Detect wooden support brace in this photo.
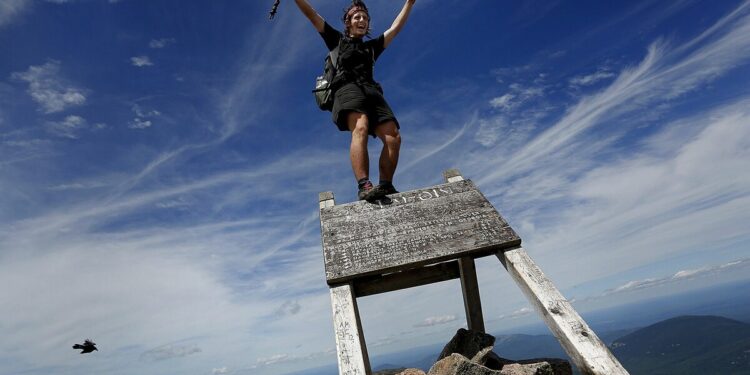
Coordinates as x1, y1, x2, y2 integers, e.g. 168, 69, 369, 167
330, 283, 371, 375
354, 261, 461, 297
459, 257, 485, 332
497, 247, 629, 375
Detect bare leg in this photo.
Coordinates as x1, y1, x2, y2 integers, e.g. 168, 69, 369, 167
347, 112, 370, 181
374, 121, 401, 182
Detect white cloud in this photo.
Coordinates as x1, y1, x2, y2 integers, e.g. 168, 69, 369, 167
256, 354, 291, 366
414, 314, 457, 327
489, 84, 545, 113
129, 118, 152, 129
10, 61, 87, 113
131, 56, 154, 67
212, 367, 229, 374
0, 0, 30, 28
149, 38, 175, 49
603, 259, 750, 296
46, 115, 87, 139
492, 307, 534, 322
473, 115, 536, 148
477, 2, 750, 187
489, 93, 515, 110
569, 70, 615, 87
132, 103, 160, 118
48, 181, 107, 191
128, 103, 160, 129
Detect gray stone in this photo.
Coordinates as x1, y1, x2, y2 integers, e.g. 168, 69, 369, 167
499, 362, 552, 375
472, 347, 510, 370
374, 369, 426, 375
428, 353, 502, 375
373, 369, 407, 375
397, 369, 427, 375
436, 328, 496, 362
511, 359, 572, 375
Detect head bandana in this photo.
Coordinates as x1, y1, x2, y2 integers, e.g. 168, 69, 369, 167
347, 6, 369, 21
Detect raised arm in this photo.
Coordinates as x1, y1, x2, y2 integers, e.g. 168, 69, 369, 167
384, 0, 416, 48
294, 0, 325, 33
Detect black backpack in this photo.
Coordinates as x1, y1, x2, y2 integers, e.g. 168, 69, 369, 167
312, 40, 341, 112
312, 39, 376, 112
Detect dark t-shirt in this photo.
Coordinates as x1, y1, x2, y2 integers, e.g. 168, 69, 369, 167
319, 22, 385, 89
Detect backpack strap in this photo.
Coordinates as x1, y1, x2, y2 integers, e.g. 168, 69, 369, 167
369, 43, 376, 78
330, 38, 342, 69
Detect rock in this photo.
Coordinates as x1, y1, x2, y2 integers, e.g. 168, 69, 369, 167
397, 369, 427, 375
373, 369, 407, 375
428, 353, 502, 375
471, 346, 495, 363
472, 347, 511, 370
497, 358, 572, 375
498, 362, 553, 375
436, 329, 495, 362
512, 359, 572, 375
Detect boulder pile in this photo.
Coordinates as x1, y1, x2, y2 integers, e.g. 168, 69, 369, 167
374, 329, 571, 375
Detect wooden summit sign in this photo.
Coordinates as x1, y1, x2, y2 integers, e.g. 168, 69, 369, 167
319, 169, 629, 375
319, 179, 521, 284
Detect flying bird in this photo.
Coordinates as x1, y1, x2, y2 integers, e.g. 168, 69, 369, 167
72, 339, 98, 354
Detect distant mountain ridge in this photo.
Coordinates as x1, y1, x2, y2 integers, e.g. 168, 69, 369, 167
611, 315, 750, 375
289, 314, 750, 375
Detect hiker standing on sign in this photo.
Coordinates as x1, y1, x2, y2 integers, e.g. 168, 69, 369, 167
294, 0, 416, 201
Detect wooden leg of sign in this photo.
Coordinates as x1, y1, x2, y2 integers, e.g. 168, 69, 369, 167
497, 247, 629, 375
330, 283, 371, 375
459, 257, 485, 332
445, 168, 486, 331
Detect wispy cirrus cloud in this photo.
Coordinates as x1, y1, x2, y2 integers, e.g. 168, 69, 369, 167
478, 1, 750, 185
11, 61, 87, 113
603, 259, 750, 296
489, 83, 545, 113
569, 68, 615, 87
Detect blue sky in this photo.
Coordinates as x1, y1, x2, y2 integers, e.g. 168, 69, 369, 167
2, 0, 750, 374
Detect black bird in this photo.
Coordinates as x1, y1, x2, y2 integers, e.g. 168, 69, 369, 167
72, 339, 98, 354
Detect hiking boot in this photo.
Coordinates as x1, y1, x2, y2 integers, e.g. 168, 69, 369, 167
379, 183, 399, 195
358, 181, 386, 201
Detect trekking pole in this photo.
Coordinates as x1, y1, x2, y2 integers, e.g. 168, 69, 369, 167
269, 0, 281, 19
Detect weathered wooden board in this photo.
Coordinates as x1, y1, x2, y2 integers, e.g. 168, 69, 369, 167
320, 180, 520, 284
498, 248, 629, 375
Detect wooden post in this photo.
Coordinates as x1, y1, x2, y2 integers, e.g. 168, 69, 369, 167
330, 283, 371, 375
497, 248, 629, 375
319, 191, 335, 210
458, 257, 485, 332
443, 169, 486, 332
320, 192, 371, 375
443, 168, 465, 183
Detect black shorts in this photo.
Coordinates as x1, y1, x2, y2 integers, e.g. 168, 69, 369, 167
332, 82, 399, 137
